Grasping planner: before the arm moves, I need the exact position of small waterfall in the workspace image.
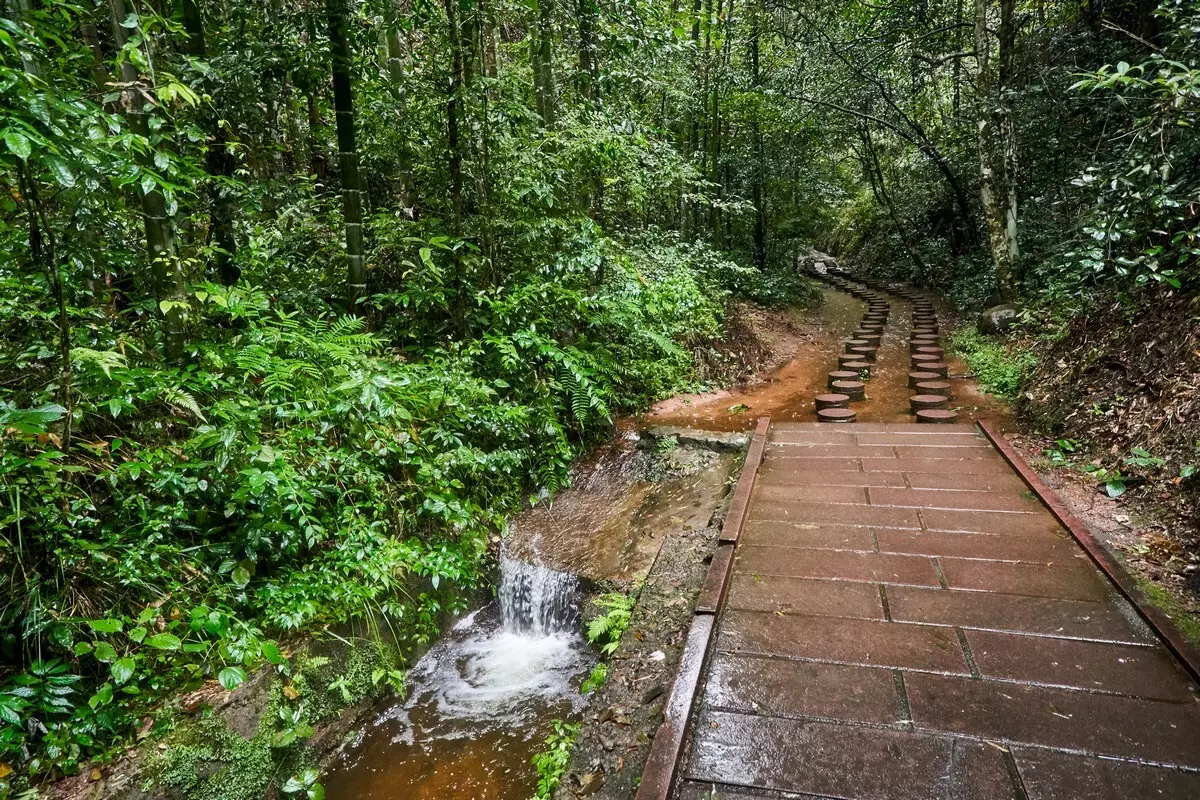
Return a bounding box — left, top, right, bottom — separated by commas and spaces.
498, 551, 579, 635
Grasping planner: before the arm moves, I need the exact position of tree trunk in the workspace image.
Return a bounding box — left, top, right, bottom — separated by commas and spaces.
181, 0, 239, 285
532, 0, 556, 126
109, 0, 186, 362
749, 0, 766, 269
326, 0, 367, 303
444, 0, 465, 228
974, 0, 1017, 301
385, 2, 418, 212
577, 0, 599, 103
861, 127, 927, 275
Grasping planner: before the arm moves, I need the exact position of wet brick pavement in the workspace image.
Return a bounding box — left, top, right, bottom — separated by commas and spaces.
674, 422, 1200, 799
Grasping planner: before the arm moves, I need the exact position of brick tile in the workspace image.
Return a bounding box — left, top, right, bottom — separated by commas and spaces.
965, 629, 1197, 700
735, 546, 940, 586
855, 432, 989, 447
905, 672, 1200, 767
755, 469, 908, 488
893, 445, 1002, 460
773, 422, 894, 433
676, 783, 804, 800
768, 443, 898, 459
724, 573, 885, 618
883, 423, 979, 433
751, 484, 869, 505
870, 487, 1044, 513
705, 653, 902, 724
1013, 747, 1200, 800
686, 711, 1015, 799
748, 501, 922, 529
861, 457, 1014, 475
940, 557, 1112, 601
718, 610, 970, 673
739, 521, 874, 550
768, 430, 858, 445
886, 586, 1155, 643
905, 472, 1029, 492
875, 529, 1081, 562
758, 457, 862, 476
923, 508, 1063, 535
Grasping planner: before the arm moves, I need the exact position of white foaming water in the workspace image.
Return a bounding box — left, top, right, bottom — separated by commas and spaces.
497, 551, 580, 635
376, 553, 588, 743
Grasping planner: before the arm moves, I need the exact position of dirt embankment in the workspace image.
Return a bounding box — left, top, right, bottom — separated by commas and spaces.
1016, 286, 1200, 621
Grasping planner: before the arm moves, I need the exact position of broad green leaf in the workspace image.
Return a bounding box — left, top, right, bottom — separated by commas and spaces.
89, 618, 124, 634
111, 658, 136, 686
218, 666, 247, 691
4, 130, 31, 160
92, 641, 118, 663
144, 633, 182, 650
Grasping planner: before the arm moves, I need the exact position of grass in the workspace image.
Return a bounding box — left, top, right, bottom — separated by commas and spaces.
950, 327, 1038, 399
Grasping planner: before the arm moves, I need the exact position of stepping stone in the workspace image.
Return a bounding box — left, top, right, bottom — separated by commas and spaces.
911, 353, 942, 367
857, 333, 882, 346
920, 361, 950, 378
914, 380, 952, 397
815, 393, 850, 410
914, 345, 944, 358
910, 339, 941, 352
844, 338, 871, 350
817, 408, 857, 423
830, 380, 865, 400
840, 360, 872, 376
838, 354, 869, 369
916, 408, 959, 424
912, 327, 939, 337
910, 394, 949, 411
856, 325, 884, 335
908, 370, 940, 388
847, 346, 878, 362
827, 370, 859, 389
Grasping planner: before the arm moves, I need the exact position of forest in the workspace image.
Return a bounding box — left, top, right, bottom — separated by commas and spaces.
0, 0, 1196, 795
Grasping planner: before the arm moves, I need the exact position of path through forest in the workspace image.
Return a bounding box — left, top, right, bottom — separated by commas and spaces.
636, 276, 1200, 800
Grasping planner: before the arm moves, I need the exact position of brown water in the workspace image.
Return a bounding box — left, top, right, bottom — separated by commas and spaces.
323, 436, 736, 799
643, 286, 1013, 431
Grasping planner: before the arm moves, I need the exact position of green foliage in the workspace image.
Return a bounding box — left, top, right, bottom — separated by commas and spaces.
580, 663, 609, 696
950, 328, 1037, 400
585, 592, 637, 656
529, 720, 580, 800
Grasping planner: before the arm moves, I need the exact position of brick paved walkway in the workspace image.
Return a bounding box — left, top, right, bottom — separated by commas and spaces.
669, 422, 1200, 799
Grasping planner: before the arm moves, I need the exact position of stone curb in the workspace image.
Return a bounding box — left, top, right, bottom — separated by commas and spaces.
635, 416, 770, 800
977, 420, 1200, 685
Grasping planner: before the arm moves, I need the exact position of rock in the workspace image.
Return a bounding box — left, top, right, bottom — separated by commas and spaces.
978, 303, 1019, 334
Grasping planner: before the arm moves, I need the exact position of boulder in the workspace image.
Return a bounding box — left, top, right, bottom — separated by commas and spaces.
978, 303, 1019, 334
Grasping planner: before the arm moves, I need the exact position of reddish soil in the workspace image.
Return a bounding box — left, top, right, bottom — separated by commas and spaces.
639, 287, 1013, 432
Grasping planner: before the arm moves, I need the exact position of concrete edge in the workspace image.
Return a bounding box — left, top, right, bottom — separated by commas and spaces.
977, 419, 1200, 685
635, 416, 770, 800
634, 614, 715, 800
717, 417, 770, 545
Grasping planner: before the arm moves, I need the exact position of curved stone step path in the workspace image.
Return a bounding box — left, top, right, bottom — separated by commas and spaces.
638, 420, 1200, 800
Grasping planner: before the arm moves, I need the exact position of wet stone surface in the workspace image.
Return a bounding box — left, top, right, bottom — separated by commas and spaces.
669, 422, 1200, 800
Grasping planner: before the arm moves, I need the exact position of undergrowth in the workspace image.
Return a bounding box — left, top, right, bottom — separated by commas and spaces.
529, 720, 581, 800
950, 328, 1038, 399
0, 223, 762, 788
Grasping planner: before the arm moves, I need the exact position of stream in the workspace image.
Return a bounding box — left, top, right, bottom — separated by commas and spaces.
323, 434, 736, 799
323, 556, 591, 798
323, 279, 1011, 798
